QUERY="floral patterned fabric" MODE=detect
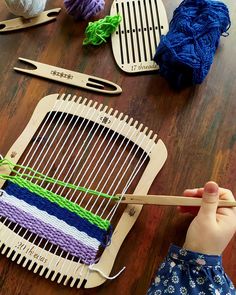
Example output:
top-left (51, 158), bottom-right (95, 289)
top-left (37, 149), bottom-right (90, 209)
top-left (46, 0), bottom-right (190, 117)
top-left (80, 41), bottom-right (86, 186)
top-left (147, 245), bottom-right (236, 295)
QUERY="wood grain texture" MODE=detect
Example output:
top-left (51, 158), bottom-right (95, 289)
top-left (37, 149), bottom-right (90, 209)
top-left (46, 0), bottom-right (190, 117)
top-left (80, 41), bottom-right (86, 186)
top-left (0, 0), bottom-right (235, 294)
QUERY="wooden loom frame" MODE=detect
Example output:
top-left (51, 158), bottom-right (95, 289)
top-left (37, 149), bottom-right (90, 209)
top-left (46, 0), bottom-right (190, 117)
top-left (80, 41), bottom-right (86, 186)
top-left (0, 93), bottom-right (167, 288)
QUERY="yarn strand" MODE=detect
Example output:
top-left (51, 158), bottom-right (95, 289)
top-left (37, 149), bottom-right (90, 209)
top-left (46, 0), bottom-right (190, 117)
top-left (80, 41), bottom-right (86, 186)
top-left (64, 0), bottom-right (105, 20)
top-left (154, 0), bottom-right (230, 89)
top-left (0, 158), bottom-right (117, 200)
top-left (83, 15), bottom-right (122, 46)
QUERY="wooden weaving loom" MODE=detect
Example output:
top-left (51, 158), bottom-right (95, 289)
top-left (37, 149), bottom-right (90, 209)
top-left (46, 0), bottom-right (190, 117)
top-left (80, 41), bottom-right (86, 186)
top-left (111, 0), bottom-right (169, 73)
top-left (0, 93), bottom-right (167, 288)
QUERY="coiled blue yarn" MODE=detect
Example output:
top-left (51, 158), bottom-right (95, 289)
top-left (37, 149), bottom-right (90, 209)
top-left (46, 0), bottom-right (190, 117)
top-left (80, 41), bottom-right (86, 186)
top-left (154, 0), bottom-right (230, 89)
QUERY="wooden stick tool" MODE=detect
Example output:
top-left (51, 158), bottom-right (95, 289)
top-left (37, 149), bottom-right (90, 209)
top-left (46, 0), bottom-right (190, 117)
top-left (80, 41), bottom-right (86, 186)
top-left (0, 8), bottom-right (61, 32)
top-left (119, 194), bottom-right (236, 207)
top-left (14, 57), bottom-right (122, 95)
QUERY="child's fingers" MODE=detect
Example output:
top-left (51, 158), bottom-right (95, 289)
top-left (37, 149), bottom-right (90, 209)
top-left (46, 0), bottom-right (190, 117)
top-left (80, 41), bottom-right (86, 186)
top-left (180, 184), bottom-right (236, 218)
top-left (179, 188), bottom-right (204, 215)
top-left (217, 188), bottom-right (236, 217)
top-left (198, 181), bottom-right (219, 218)
top-left (177, 205), bottom-right (199, 215)
top-left (218, 188), bottom-right (235, 201)
top-left (183, 187), bottom-right (204, 197)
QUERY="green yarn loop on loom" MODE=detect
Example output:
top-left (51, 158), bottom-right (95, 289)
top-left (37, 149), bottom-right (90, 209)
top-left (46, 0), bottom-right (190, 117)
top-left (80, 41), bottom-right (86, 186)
top-left (0, 158), bottom-right (115, 199)
top-left (83, 15), bottom-right (122, 46)
top-left (0, 158), bottom-right (119, 230)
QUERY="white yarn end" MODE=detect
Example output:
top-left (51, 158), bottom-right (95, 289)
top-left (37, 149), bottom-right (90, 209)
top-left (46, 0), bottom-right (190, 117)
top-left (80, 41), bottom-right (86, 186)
top-left (88, 264), bottom-right (126, 280)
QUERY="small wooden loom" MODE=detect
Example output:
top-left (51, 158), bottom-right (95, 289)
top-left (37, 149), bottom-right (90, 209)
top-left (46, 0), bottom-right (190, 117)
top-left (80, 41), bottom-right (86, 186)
top-left (111, 0), bottom-right (169, 73)
top-left (0, 93), bottom-right (167, 288)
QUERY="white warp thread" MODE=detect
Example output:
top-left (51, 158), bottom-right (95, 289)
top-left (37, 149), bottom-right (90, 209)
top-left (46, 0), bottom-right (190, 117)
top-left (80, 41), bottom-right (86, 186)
top-left (4, 0), bottom-right (47, 18)
top-left (88, 264), bottom-right (126, 280)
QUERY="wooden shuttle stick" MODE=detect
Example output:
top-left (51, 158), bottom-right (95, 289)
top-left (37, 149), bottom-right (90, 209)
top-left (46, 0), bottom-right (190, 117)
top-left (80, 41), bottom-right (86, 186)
top-left (0, 8), bottom-right (61, 32)
top-left (119, 194), bottom-right (236, 207)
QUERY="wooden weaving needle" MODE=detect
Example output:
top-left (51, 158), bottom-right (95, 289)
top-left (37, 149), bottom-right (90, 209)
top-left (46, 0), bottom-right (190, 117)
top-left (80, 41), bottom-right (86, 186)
top-left (0, 8), bottom-right (61, 32)
top-left (118, 194), bottom-right (236, 207)
top-left (14, 57), bottom-right (122, 95)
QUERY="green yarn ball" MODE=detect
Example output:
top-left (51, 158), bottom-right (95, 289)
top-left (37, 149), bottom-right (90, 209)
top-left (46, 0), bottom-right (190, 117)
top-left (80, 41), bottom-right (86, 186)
top-left (83, 15), bottom-right (122, 46)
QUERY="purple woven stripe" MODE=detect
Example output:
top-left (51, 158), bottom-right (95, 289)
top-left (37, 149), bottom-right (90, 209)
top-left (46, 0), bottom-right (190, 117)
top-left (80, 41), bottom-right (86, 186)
top-left (64, 0), bottom-right (105, 20)
top-left (0, 200), bottom-right (97, 264)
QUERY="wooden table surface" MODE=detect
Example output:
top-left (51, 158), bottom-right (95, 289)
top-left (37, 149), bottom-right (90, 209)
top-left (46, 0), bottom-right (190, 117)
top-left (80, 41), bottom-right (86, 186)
top-left (0, 0), bottom-right (235, 294)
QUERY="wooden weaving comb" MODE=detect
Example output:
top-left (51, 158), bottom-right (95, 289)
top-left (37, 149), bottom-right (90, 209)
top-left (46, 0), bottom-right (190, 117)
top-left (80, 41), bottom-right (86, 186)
top-left (0, 93), bottom-right (167, 288)
top-left (110, 0), bottom-right (169, 73)
top-left (0, 8), bottom-right (61, 32)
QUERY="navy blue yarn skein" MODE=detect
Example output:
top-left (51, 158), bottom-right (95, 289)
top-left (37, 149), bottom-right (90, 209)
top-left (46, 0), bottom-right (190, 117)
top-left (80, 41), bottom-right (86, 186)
top-left (154, 0), bottom-right (230, 89)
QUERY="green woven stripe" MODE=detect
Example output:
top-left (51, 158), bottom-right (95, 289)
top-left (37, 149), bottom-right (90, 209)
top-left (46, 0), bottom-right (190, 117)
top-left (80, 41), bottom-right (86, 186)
top-left (0, 159), bottom-right (115, 200)
top-left (0, 159), bottom-right (119, 230)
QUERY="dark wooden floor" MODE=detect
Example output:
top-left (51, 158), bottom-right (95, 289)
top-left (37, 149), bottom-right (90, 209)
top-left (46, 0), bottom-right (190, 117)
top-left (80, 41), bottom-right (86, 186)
top-left (0, 0), bottom-right (235, 294)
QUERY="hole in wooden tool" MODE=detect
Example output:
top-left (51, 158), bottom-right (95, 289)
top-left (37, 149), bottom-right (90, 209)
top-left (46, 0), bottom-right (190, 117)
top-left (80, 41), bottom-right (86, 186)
top-left (47, 11), bottom-right (60, 17)
top-left (10, 151), bottom-right (17, 158)
top-left (100, 117), bottom-right (111, 124)
top-left (25, 259), bottom-right (33, 269)
top-left (60, 275), bottom-right (67, 285)
top-left (129, 207), bottom-right (136, 216)
top-left (8, 250), bottom-right (16, 259)
top-left (0, 24), bottom-right (6, 30)
top-left (81, 279), bottom-right (87, 288)
top-left (126, 1), bottom-right (135, 64)
top-left (0, 243), bottom-right (5, 252)
top-left (48, 270), bottom-right (55, 280)
top-left (42, 268), bottom-right (49, 277)
top-left (17, 254), bottom-right (24, 264)
top-left (67, 276), bottom-right (74, 286)
top-left (37, 265), bottom-right (44, 273)
top-left (54, 272), bottom-right (61, 281)
top-left (87, 78), bottom-right (118, 91)
top-left (31, 262), bottom-right (38, 272)
top-left (4, 247), bottom-right (10, 255)
top-left (17, 59), bottom-right (37, 71)
top-left (86, 83), bottom-right (104, 90)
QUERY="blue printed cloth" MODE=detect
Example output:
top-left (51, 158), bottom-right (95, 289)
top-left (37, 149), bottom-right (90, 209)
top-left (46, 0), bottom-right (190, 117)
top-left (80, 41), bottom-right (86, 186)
top-left (147, 245), bottom-right (236, 295)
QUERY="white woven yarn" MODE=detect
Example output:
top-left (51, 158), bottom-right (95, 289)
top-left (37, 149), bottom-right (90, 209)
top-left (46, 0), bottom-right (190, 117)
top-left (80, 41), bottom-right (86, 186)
top-left (4, 0), bottom-right (47, 19)
top-left (0, 190), bottom-right (100, 251)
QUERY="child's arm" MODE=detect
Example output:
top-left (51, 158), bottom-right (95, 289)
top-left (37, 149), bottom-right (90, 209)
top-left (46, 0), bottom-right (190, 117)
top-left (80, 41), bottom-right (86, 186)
top-left (147, 182), bottom-right (236, 295)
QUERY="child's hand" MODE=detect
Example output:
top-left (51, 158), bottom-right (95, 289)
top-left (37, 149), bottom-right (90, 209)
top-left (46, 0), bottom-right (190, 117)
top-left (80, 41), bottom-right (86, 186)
top-left (183, 181), bottom-right (236, 255)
